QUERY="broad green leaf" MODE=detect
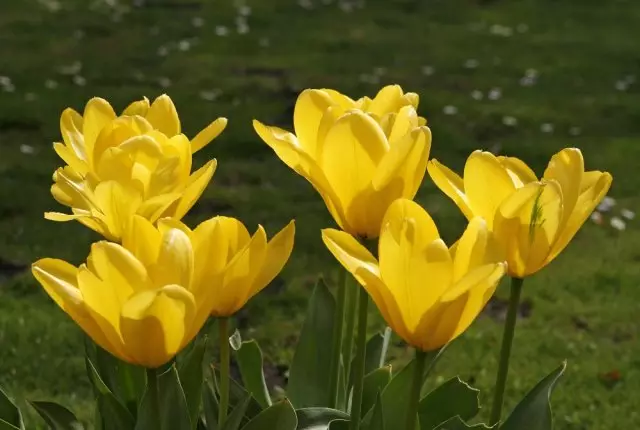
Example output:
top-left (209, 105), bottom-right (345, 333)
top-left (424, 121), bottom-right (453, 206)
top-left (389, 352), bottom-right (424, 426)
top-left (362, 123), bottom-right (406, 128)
top-left (434, 417), bottom-right (495, 430)
top-left (178, 336), bottom-right (208, 428)
top-left (159, 365), bottom-right (192, 430)
top-left (221, 394), bottom-right (251, 430)
top-left (500, 362), bottom-right (566, 430)
top-left (211, 365), bottom-right (262, 422)
top-left (295, 408), bottom-right (349, 429)
top-left (235, 340), bottom-right (272, 409)
top-left (418, 377), bottom-right (480, 429)
top-left (370, 393), bottom-right (385, 430)
top-left (85, 358), bottom-right (134, 430)
top-left (240, 399), bottom-right (297, 430)
top-left (28, 401), bottom-right (84, 430)
top-left (360, 366), bottom-right (391, 419)
top-left (288, 279), bottom-right (336, 408)
top-left (348, 332), bottom-right (384, 388)
top-left (202, 371), bottom-right (218, 430)
top-left (0, 386), bottom-right (23, 430)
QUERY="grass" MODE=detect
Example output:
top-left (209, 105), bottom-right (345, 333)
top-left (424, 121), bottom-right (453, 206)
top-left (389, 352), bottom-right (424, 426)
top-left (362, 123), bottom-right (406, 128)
top-left (1, 0), bottom-right (639, 428)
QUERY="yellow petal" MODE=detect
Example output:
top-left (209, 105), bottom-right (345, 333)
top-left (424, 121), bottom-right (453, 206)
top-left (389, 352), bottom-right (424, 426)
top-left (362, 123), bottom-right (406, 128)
top-left (498, 156), bottom-right (538, 186)
top-left (427, 159), bottom-right (474, 220)
top-left (145, 94), bottom-right (181, 136)
top-left (191, 217), bottom-right (229, 292)
top-left (82, 98), bottom-right (116, 161)
top-left (53, 142), bottom-right (89, 175)
top-left (386, 105), bottom-right (419, 144)
top-left (294, 89), bottom-right (336, 156)
top-left (368, 85), bottom-right (405, 117)
top-left (381, 198), bottom-right (441, 250)
top-left (172, 159), bottom-right (217, 220)
top-left (60, 108), bottom-right (86, 160)
top-left (549, 171), bottom-right (612, 261)
top-left (150, 227), bottom-right (194, 288)
top-left (122, 97), bottom-right (150, 116)
top-left (93, 181), bottom-right (143, 239)
top-left (463, 151), bottom-right (517, 228)
top-left (191, 117), bottom-right (228, 153)
top-left (322, 89), bottom-right (357, 110)
top-left (214, 226), bottom-right (268, 316)
top-left (137, 193), bottom-right (183, 224)
top-left (493, 181), bottom-right (563, 277)
top-left (452, 217), bottom-right (503, 281)
top-left (404, 92), bottom-right (420, 109)
top-left (216, 216), bottom-right (252, 256)
top-left (120, 284), bottom-right (196, 368)
top-left (251, 221), bottom-right (295, 297)
top-left (122, 215), bottom-right (161, 267)
top-left (543, 148), bottom-right (584, 228)
top-left (321, 228), bottom-right (410, 342)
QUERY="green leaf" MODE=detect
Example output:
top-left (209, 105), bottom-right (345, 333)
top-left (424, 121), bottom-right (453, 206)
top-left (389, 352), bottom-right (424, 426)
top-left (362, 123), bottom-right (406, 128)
top-left (178, 336), bottom-right (208, 428)
top-left (369, 393), bottom-right (385, 430)
top-left (240, 399), bottom-right (297, 430)
top-left (86, 358), bottom-right (134, 430)
top-left (221, 394), bottom-right (251, 430)
top-left (202, 379), bottom-right (218, 430)
top-left (327, 420), bottom-right (349, 430)
top-left (159, 365), bottom-right (192, 430)
top-left (235, 340), bottom-right (272, 409)
top-left (434, 417), bottom-right (495, 430)
top-left (418, 377), bottom-right (480, 429)
top-left (500, 362), bottom-right (566, 430)
top-left (360, 366), bottom-right (392, 419)
top-left (348, 332), bottom-right (385, 389)
top-left (0, 386), bottom-right (23, 430)
top-left (288, 278), bottom-right (336, 408)
top-left (295, 408), bottom-right (349, 429)
top-left (28, 401), bottom-right (84, 430)
top-left (362, 347), bottom-right (447, 429)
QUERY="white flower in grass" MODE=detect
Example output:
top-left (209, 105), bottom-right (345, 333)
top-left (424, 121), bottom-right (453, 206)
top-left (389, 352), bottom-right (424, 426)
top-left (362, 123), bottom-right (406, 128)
top-left (610, 216), bottom-right (626, 231)
top-left (443, 105), bottom-right (458, 115)
top-left (621, 209), bottom-right (635, 220)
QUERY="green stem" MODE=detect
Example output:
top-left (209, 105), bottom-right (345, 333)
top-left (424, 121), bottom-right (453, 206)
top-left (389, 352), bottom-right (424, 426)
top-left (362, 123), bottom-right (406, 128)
top-left (349, 287), bottom-right (369, 430)
top-left (405, 349), bottom-right (428, 430)
top-left (146, 367), bottom-right (160, 428)
top-left (218, 318), bottom-right (230, 428)
top-left (342, 276), bottom-right (358, 381)
top-left (329, 271), bottom-right (348, 408)
top-left (489, 277), bottom-right (524, 426)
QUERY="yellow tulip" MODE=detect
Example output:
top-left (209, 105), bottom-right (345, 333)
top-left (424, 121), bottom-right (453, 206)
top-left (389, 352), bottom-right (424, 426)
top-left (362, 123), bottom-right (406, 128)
top-left (254, 85), bottom-right (431, 238)
top-left (427, 148), bottom-right (613, 277)
top-left (322, 198), bottom-right (506, 351)
top-left (47, 95), bottom-right (227, 241)
top-left (32, 215), bottom-right (295, 368)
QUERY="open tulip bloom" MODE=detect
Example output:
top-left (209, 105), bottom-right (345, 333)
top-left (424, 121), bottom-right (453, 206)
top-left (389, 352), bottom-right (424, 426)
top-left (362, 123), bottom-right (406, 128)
top-left (31, 215), bottom-right (294, 368)
top-left (428, 148), bottom-right (612, 278)
top-left (254, 85), bottom-right (431, 239)
top-left (46, 95), bottom-right (228, 241)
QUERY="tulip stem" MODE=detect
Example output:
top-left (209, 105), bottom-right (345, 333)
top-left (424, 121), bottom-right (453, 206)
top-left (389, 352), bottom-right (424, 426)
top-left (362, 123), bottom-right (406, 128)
top-left (490, 277), bottom-right (524, 426)
top-left (342, 275), bottom-right (358, 382)
top-left (146, 367), bottom-right (160, 427)
top-left (406, 349), bottom-right (428, 430)
top-left (329, 270), bottom-right (348, 408)
top-left (349, 287), bottom-right (369, 430)
top-left (218, 317), bottom-right (230, 428)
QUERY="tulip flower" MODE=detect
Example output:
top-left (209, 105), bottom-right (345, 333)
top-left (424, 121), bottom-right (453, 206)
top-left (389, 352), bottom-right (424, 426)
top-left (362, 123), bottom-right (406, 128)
top-left (427, 148), bottom-right (612, 278)
top-left (322, 198), bottom-right (506, 351)
top-left (46, 95), bottom-right (227, 241)
top-left (254, 85), bottom-right (431, 238)
top-left (32, 215), bottom-right (295, 368)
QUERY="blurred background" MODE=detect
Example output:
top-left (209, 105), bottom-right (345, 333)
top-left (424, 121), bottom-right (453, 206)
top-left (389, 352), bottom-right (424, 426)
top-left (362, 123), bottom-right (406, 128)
top-left (1, 0), bottom-right (639, 428)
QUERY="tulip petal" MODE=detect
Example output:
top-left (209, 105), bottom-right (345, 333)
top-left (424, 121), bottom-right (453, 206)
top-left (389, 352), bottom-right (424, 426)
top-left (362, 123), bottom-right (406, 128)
top-left (322, 89), bottom-right (356, 110)
top-left (368, 85), bottom-right (405, 117)
top-left (82, 98), bottom-right (116, 160)
top-left (386, 105), bottom-right (419, 144)
top-left (294, 89), bottom-right (336, 156)
top-left (122, 97), bottom-right (150, 116)
top-left (150, 227), bottom-right (194, 288)
top-left (191, 117), bottom-right (228, 153)
top-left (371, 127), bottom-right (417, 192)
top-left (251, 220), bottom-right (295, 298)
top-left (216, 216), bottom-right (252, 255)
top-left (123, 215), bottom-right (162, 267)
top-left (452, 217), bottom-right (503, 281)
top-left (464, 151), bottom-right (517, 229)
top-left (172, 159), bottom-right (217, 220)
top-left (381, 199), bottom-right (440, 251)
top-left (191, 218), bottom-right (229, 293)
top-left (145, 94), bottom-right (181, 136)
top-left (498, 156), bottom-right (538, 186)
top-left (60, 108), bottom-right (86, 160)
top-left (549, 172), bottom-right (612, 261)
top-left (543, 148), bottom-right (584, 228)
top-left (137, 193), bottom-right (183, 224)
top-left (120, 284), bottom-right (196, 368)
top-left (321, 228), bottom-right (410, 342)
top-left (53, 142), bottom-right (89, 175)
top-left (427, 159), bottom-right (474, 220)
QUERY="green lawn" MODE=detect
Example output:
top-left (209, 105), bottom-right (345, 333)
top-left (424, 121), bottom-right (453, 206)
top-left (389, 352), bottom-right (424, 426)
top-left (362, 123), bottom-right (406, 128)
top-left (1, 0), bottom-right (639, 428)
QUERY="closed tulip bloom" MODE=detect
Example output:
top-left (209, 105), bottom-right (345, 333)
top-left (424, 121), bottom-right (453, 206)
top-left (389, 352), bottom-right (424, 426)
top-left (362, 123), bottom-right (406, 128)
top-left (47, 95), bottom-right (227, 240)
top-left (254, 85), bottom-right (431, 238)
top-left (322, 199), bottom-right (506, 351)
top-left (32, 215), bottom-right (295, 368)
top-left (427, 148), bottom-right (612, 277)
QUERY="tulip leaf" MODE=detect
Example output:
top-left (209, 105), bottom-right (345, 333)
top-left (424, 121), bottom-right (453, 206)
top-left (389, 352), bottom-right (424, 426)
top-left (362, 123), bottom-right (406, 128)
top-left (159, 365), bottom-right (192, 430)
top-left (361, 347), bottom-right (447, 429)
top-left (433, 417), bottom-right (495, 430)
top-left (360, 366), bottom-right (392, 419)
top-left (202, 378), bottom-right (219, 430)
top-left (369, 392), bottom-right (385, 430)
top-left (235, 340), bottom-right (272, 409)
top-left (0, 386), bottom-right (23, 430)
top-left (327, 420), bottom-right (349, 430)
top-left (239, 399), bottom-right (297, 430)
top-left (295, 407), bottom-right (349, 429)
top-left (418, 377), bottom-right (480, 429)
top-left (211, 365), bottom-right (262, 421)
top-left (288, 278), bottom-right (336, 408)
top-left (348, 329), bottom-right (392, 389)
top-left (500, 362), bottom-right (566, 430)
top-left (178, 336), bottom-right (208, 428)
top-left (221, 393), bottom-right (251, 430)
top-left (28, 401), bottom-right (84, 430)
top-left (86, 358), bottom-right (135, 430)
